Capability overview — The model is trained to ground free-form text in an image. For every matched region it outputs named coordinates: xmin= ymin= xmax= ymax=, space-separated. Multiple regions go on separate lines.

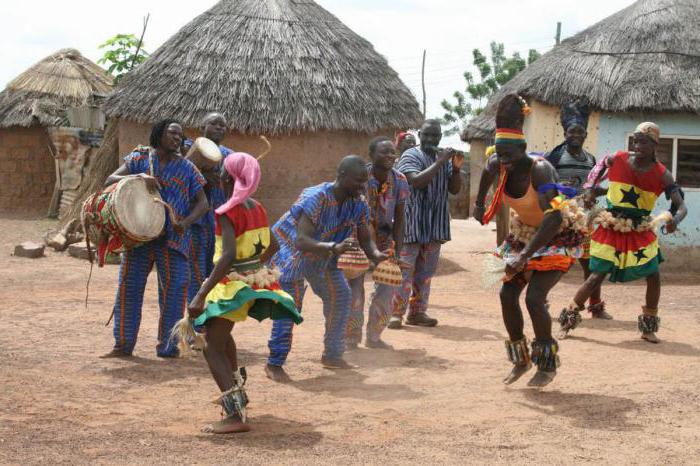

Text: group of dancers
xmin=473 ymin=95 xmax=687 ymax=388
xmin=100 ymin=92 xmax=687 ymax=434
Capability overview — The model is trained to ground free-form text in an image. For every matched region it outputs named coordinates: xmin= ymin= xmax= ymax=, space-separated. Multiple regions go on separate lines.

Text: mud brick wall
xmin=118 ymin=119 xmax=392 ymax=222
xmin=0 ymin=127 xmax=56 ymax=214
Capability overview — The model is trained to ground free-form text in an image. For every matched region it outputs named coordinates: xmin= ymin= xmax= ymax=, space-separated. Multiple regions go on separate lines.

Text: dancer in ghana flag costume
xmin=558 ymin=122 xmax=687 ymax=343
xmin=474 ymin=94 xmax=586 ymax=387
xmin=173 ymin=152 xmax=301 ymax=434
xmin=183 ymin=112 xmax=234 ymax=306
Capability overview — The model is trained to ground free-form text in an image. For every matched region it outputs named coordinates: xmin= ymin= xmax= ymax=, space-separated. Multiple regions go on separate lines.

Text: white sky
xmin=2 ymin=0 xmax=635 ymax=147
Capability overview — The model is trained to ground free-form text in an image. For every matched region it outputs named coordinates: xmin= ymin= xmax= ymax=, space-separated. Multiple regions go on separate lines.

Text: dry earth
xmin=1 ymin=216 xmax=699 ymax=465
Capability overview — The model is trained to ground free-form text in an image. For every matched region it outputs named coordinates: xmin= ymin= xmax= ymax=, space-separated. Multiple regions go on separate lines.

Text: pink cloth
xmin=583 ymin=154 xmax=611 ymax=189
xmin=214 ymin=152 xmax=261 ymax=215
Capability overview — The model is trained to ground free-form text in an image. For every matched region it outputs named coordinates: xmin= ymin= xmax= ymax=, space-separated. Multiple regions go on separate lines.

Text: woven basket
xmin=337 ymin=249 xmax=369 ymax=274
xmin=372 ymin=260 xmax=403 ymax=286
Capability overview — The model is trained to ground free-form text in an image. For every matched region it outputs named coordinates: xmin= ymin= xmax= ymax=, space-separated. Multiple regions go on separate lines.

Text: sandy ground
xmin=1 ymin=216 xmax=700 ymax=465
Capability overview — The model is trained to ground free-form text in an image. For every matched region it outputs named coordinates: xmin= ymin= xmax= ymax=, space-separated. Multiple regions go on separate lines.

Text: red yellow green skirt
xmin=193 ymin=278 xmax=302 ymax=327
xmin=589 ymin=225 xmax=662 ymax=283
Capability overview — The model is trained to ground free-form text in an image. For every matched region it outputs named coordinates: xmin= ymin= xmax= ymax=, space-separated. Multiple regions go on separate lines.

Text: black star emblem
xmin=614 ymin=250 xmax=623 ymax=263
xmin=634 ymin=248 xmax=648 ymax=263
xmin=252 ymin=235 xmax=265 ymax=257
xmin=619 ymin=186 xmax=641 ymax=208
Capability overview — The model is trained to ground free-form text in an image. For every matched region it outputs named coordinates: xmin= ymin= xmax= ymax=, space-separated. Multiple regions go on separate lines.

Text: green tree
xmin=441 ymin=42 xmax=541 ymax=136
xmin=98 ymin=34 xmax=149 ymax=84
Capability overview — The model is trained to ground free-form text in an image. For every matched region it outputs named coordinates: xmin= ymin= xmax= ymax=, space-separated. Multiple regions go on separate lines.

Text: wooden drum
xmin=186 ymin=137 xmax=222 ymax=170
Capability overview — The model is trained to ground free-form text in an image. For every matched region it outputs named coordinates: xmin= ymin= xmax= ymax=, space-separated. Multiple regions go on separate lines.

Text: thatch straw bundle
xmin=0 ymin=49 xmax=112 ymax=128
xmin=103 ymin=0 xmax=422 ymax=134
xmin=463 ymin=0 xmax=700 ymax=141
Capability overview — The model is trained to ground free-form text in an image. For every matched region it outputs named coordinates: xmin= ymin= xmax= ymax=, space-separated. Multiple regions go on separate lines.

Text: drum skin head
xmin=113 ymin=177 xmax=166 ymax=241
xmin=187 ymin=137 xmax=222 ymax=169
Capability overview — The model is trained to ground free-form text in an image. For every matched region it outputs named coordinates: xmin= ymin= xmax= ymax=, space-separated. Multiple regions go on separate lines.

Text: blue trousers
xmin=187 ymin=223 xmax=215 ymax=304
xmin=268 ymin=268 xmax=351 ymax=366
xmin=112 ymin=238 xmax=189 ymax=357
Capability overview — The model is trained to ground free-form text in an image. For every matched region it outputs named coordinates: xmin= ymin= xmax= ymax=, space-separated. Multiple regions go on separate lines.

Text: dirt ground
xmin=1 ymin=216 xmax=700 ymax=465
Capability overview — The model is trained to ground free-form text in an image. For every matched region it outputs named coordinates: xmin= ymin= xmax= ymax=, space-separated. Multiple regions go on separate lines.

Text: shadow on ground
xmin=197 ymin=414 xmax=323 ymax=449
xmin=289 ymin=369 xmax=424 ymax=401
xmin=398 ymin=324 xmax=503 ymax=342
xmin=517 ymin=390 xmax=641 ymax=431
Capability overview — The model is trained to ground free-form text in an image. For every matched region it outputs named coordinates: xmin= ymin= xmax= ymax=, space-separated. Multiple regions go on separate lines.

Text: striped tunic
xmin=550 ymin=146 xmax=596 ymax=189
xmin=396 ymin=147 xmax=452 ymax=244
xmin=271 ymin=182 xmax=370 ymax=281
xmin=125 ymin=149 xmax=205 ymax=257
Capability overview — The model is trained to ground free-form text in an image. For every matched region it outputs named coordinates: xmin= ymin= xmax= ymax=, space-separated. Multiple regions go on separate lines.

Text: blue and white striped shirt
xmin=397 ymin=147 xmax=452 ymax=244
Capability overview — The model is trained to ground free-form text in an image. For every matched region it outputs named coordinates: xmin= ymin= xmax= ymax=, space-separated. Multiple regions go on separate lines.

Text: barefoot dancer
xmin=473 ymin=95 xmax=585 ymax=387
xmin=175 ymin=153 xmax=302 ymax=434
xmin=345 ymin=137 xmax=409 ymax=350
xmin=265 ymin=156 xmax=388 ymax=381
xmin=544 ymin=103 xmax=610 ymax=319
xmin=558 ymin=122 xmax=687 ymax=343
xmin=103 ymin=120 xmax=209 ymax=358
xmin=184 ymin=112 xmax=234 ymax=305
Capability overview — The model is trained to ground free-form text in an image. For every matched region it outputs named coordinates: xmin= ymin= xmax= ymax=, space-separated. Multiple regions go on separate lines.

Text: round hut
xmin=0 ymin=48 xmax=112 ymax=214
xmin=102 ymin=0 xmax=423 ymax=220
xmin=462 ymin=0 xmax=700 ymax=264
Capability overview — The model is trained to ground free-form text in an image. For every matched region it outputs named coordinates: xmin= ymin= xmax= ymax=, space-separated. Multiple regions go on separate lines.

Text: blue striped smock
xmin=271 ymin=182 xmax=370 ymax=281
xmin=396 ymin=147 xmax=452 ymax=244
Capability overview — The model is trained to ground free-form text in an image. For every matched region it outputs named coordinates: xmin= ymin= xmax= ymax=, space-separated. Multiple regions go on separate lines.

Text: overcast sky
xmin=2 ymin=0 xmax=635 ymax=145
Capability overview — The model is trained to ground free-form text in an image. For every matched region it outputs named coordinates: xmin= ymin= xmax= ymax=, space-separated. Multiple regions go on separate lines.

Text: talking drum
xmin=186 ymin=137 xmax=222 ymax=170
xmin=82 ymin=176 xmax=166 ymax=266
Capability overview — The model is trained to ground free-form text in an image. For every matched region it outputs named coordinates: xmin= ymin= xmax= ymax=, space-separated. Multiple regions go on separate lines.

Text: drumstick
xmin=257 ymin=136 xmax=272 ymax=161
xmin=152 ymin=198 xmax=178 ymax=221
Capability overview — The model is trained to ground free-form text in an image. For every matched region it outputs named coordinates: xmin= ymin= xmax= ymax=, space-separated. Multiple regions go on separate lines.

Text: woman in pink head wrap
xmin=172 ymin=152 xmax=301 ymax=435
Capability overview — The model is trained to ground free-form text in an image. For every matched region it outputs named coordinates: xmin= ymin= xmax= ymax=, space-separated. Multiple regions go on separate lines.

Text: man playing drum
xmin=102 ymin=119 xmax=209 ymax=358
xmin=183 ymin=112 xmax=234 ymax=305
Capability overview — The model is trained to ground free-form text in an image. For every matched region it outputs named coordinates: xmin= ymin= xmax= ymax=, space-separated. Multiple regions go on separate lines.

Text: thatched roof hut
xmin=104 ymin=0 xmax=423 ymax=219
xmin=463 ymin=0 xmax=700 ymax=141
xmin=0 ymin=48 xmax=112 ymax=129
xmin=103 ymin=0 xmax=421 ymax=133
xmin=463 ymin=0 xmax=700 ymax=264
xmin=0 ymin=49 xmax=111 ymax=214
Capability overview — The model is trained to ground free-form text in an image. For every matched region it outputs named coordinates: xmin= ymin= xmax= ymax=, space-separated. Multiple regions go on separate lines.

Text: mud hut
xmin=102 ymin=0 xmax=423 ymax=220
xmin=0 ymin=48 xmax=112 ymax=214
xmin=462 ymin=0 xmax=700 ymax=265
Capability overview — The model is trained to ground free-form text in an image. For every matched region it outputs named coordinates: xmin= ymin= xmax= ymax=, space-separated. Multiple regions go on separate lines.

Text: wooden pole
xmin=130 ymin=14 xmax=150 ymax=70
xmin=555 ymin=22 xmax=562 ymax=46
xmin=421 ymin=50 xmax=427 ymax=119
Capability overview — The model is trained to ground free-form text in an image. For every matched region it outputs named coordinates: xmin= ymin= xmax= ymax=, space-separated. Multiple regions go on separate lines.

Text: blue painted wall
xmin=596 ymin=112 xmax=700 ymax=247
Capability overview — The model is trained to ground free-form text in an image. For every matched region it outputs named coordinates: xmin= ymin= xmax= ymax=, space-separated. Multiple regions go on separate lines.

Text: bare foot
xmin=201 ymin=417 xmax=250 ymax=434
xmin=503 ymin=363 xmax=532 ymax=385
xmin=365 ymin=339 xmax=394 ymax=350
xmin=642 ymin=332 xmax=660 ymax=344
xmin=265 ymin=364 xmax=291 ymax=383
xmin=100 ymin=349 xmax=131 ymax=359
xmin=527 ymin=370 xmax=556 ymax=388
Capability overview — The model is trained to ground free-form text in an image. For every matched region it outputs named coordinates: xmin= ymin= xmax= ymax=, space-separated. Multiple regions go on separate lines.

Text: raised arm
xmin=404 ymin=149 xmax=454 ymax=190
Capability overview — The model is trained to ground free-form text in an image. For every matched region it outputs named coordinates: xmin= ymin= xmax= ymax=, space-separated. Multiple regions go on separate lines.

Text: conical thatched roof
xmin=103 ymin=0 xmax=423 ymax=134
xmin=463 ymin=0 xmax=700 ymax=141
xmin=0 ymin=48 xmax=112 ymax=128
